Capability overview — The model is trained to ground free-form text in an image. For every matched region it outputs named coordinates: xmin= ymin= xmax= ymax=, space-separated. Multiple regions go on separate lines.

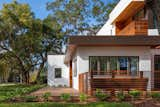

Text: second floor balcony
xmin=116 ymin=20 xmax=148 ymax=36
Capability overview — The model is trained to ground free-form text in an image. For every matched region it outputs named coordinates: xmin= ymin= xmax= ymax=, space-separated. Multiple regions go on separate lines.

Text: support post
xmin=140 ymin=71 xmax=143 ymax=78
xmin=112 ymin=71 xmax=115 ymax=78
xmin=90 ymin=70 xmax=93 ymax=96
xmin=69 ymin=60 xmax=72 ymax=88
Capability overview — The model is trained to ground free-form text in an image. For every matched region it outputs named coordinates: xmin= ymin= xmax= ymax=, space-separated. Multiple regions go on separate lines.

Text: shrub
xmin=60 ymin=93 xmax=71 ymax=102
xmin=42 ymin=92 xmax=52 ymax=101
xmin=95 ymin=89 xmax=108 ymax=101
xmin=117 ymin=91 xmax=125 ymax=101
xmin=129 ymin=90 xmax=141 ymax=99
xmin=64 ymin=85 xmax=68 ymax=88
xmin=151 ymin=92 xmax=160 ymax=100
xmin=79 ymin=93 xmax=87 ymax=102
xmin=58 ymin=85 xmax=63 ymax=88
xmin=23 ymin=96 xmax=37 ymax=102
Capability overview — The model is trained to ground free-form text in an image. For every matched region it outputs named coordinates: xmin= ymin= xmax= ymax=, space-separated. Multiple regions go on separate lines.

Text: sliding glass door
xmin=154 ymin=55 xmax=160 ymax=89
xmin=89 ymin=56 xmax=139 ymax=77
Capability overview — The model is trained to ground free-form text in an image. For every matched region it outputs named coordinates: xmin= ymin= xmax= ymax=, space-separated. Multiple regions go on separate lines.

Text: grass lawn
xmin=0 ymin=84 xmax=46 ymax=102
xmin=0 ymin=102 xmax=133 ymax=107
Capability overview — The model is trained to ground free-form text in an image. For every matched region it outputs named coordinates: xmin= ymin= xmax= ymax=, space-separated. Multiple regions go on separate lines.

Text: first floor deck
xmin=79 ymin=71 xmax=149 ymax=95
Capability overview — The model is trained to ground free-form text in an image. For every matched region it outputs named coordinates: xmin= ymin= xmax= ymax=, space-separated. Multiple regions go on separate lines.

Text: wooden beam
xmin=113 ymin=1 xmax=145 ymax=23
xmin=90 ymin=70 xmax=93 ymax=96
xmin=69 ymin=60 xmax=72 ymax=88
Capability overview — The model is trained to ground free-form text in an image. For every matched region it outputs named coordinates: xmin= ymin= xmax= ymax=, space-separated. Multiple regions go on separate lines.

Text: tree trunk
xmin=36 ymin=61 xmax=45 ymax=83
xmin=22 ymin=71 xmax=30 ymax=84
xmin=36 ymin=54 xmax=47 ymax=83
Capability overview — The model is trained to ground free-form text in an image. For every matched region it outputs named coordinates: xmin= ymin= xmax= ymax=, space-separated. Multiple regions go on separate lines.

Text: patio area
xmin=30 ymin=87 xmax=79 ymax=96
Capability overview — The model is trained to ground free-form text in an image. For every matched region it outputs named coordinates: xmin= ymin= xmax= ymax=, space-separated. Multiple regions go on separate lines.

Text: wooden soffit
xmin=112 ymin=0 xmax=145 ymax=23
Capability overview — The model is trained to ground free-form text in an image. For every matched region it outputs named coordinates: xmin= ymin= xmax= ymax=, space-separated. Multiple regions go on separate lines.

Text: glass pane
xmin=110 ymin=57 xmax=117 ymax=71
xmin=130 ymin=57 xmax=139 ymax=76
xmin=100 ymin=56 xmax=107 ymax=72
xmin=155 ymin=56 xmax=160 ymax=71
xmin=90 ymin=56 xmax=98 ymax=71
xmin=119 ymin=57 xmax=128 ymax=70
xmin=55 ymin=68 xmax=62 ymax=78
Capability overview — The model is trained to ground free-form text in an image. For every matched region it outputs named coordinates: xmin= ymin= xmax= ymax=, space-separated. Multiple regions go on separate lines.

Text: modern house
xmin=48 ymin=0 xmax=160 ymax=94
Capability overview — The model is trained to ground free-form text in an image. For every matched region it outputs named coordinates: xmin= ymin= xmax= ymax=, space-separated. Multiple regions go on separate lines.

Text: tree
xmin=47 ymin=0 xmax=119 ymax=35
xmin=0 ymin=1 xmax=63 ymax=84
xmin=146 ymin=0 xmax=160 ymax=33
xmin=0 ymin=59 xmax=9 ymax=83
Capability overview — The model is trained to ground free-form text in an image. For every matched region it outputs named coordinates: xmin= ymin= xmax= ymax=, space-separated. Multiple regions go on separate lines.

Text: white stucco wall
xmin=96 ymin=21 xmax=115 ymax=36
xmin=47 ymin=55 xmax=69 ymax=87
xmin=72 ymin=46 xmax=152 ymax=90
xmin=148 ymin=29 xmax=159 ymax=36
xmin=72 ymin=54 xmax=79 ymax=90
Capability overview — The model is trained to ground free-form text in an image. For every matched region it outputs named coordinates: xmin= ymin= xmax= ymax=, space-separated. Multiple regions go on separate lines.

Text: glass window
xmin=119 ymin=57 xmax=128 ymax=70
xmin=130 ymin=57 xmax=139 ymax=76
xmin=89 ymin=56 xmax=98 ymax=71
xmin=100 ymin=56 xmax=107 ymax=72
xmin=110 ymin=57 xmax=117 ymax=71
xmin=155 ymin=55 xmax=160 ymax=71
xmin=89 ymin=56 xmax=139 ymax=76
xmin=55 ymin=68 xmax=62 ymax=78
xmin=133 ymin=8 xmax=145 ymax=20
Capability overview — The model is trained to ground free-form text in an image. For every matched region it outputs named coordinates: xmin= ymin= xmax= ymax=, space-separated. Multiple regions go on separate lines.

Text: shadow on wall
xmin=47 ymin=64 xmax=69 ymax=87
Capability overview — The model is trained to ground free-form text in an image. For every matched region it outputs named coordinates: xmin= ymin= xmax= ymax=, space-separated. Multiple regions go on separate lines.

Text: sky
xmin=0 ymin=0 xmax=114 ymax=20
xmin=0 ymin=0 xmax=52 ymax=19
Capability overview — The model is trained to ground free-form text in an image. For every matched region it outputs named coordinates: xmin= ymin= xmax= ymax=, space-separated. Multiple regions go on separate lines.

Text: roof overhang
xmin=109 ymin=0 xmax=145 ymax=23
xmin=64 ymin=45 xmax=76 ymax=64
xmin=64 ymin=36 xmax=160 ymax=64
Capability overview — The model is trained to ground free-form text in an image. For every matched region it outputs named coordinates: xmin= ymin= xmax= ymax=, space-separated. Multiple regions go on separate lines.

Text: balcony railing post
xmin=112 ymin=71 xmax=115 ymax=78
xmin=140 ymin=71 xmax=143 ymax=78
xmin=90 ymin=70 xmax=93 ymax=95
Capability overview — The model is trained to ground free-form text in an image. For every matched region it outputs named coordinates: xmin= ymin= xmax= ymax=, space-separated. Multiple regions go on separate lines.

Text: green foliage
xmin=79 ymin=93 xmax=87 ymax=102
xmin=23 ymin=95 xmax=37 ymax=102
xmin=151 ymin=92 xmax=160 ymax=100
xmin=0 ymin=60 xmax=9 ymax=82
xmin=116 ymin=91 xmax=125 ymax=101
xmin=0 ymin=102 xmax=133 ymax=107
xmin=129 ymin=90 xmax=141 ymax=99
xmin=0 ymin=1 xmax=63 ymax=83
xmin=95 ymin=89 xmax=109 ymax=101
xmin=60 ymin=93 xmax=71 ymax=102
xmin=42 ymin=92 xmax=52 ymax=101
xmin=47 ymin=0 xmax=119 ymax=35
xmin=0 ymin=84 xmax=45 ymax=102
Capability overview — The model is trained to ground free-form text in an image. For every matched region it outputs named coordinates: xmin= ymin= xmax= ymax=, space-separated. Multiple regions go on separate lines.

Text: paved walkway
xmin=30 ymin=87 xmax=79 ymax=96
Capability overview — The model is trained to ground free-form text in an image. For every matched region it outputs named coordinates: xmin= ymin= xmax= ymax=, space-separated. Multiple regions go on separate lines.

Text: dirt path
xmin=30 ymin=87 xmax=79 ymax=96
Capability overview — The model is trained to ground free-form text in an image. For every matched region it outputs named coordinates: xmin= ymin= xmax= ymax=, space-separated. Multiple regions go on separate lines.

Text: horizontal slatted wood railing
xmin=92 ymin=78 xmax=148 ymax=90
xmin=154 ymin=71 xmax=160 ymax=90
xmin=79 ymin=71 xmax=148 ymax=95
xmin=90 ymin=71 xmax=148 ymax=95
xmin=92 ymin=70 xmax=133 ymax=77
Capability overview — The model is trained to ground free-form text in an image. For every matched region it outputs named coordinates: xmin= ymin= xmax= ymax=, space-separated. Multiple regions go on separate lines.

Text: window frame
xmin=55 ymin=68 xmax=62 ymax=78
xmin=89 ymin=56 xmax=139 ymax=76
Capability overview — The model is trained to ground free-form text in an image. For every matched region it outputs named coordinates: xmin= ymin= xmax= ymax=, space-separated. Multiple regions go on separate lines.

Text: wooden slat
xmin=117 ymin=20 xmax=148 ymax=36
xmin=69 ymin=60 xmax=72 ymax=88
xmin=154 ymin=71 xmax=160 ymax=89
xmin=79 ymin=72 xmax=89 ymax=94
xmin=92 ymin=78 xmax=148 ymax=91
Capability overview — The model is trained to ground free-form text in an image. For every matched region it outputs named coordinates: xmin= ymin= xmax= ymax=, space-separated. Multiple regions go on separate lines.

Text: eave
xmin=64 ymin=36 xmax=160 ymax=64
xmin=109 ymin=0 xmax=145 ymax=23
